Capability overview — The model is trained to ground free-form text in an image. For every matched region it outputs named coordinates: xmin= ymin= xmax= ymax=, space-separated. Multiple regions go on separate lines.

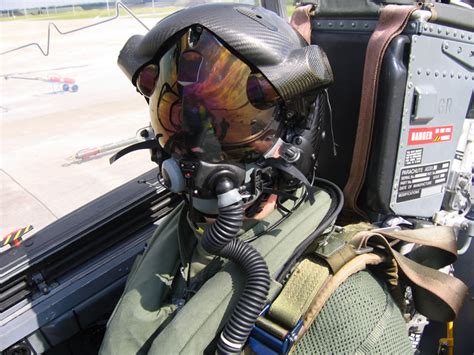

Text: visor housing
xmin=145 ymin=28 xmax=281 ymax=163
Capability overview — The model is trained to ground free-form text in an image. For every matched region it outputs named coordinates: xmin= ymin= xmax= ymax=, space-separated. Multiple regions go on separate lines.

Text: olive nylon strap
xmin=379 ymin=226 xmax=459 ymax=268
xmin=351 ymin=229 xmax=468 ymax=322
xmin=343 ymin=4 xmax=420 ymax=217
xmin=266 ymin=258 xmax=330 ymax=329
xmin=290 ymin=227 xmax=466 ymax=353
xmin=300 ymin=253 xmax=385 ymax=336
xmin=260 ymin=226 xmax=466 ymax=352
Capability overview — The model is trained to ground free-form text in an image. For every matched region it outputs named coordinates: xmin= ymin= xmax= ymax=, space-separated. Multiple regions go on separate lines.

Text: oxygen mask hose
xmin=201 ymin=178 xmax=271 ymax=354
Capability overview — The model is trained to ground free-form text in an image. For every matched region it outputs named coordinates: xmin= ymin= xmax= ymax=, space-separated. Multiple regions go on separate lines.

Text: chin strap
xmin=261 ymin=158 xmax=316 ymax=204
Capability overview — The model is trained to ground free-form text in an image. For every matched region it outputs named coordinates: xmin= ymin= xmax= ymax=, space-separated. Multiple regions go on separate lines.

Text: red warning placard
xmin=408 ymin=125 xmax=453 ymax=145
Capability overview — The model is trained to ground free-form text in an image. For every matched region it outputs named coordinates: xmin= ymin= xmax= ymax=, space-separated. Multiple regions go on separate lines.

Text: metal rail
xmin=0 ymin=2 xmax=149 ymax=57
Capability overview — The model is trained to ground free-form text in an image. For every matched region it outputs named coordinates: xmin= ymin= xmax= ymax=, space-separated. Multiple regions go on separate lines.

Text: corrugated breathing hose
xmin=201 ymin=178 xmax=270 ymax=354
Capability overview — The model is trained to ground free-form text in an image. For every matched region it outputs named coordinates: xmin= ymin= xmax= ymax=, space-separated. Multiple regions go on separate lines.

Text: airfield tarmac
xmin=0 ymin=15 xmax=168 ymax=238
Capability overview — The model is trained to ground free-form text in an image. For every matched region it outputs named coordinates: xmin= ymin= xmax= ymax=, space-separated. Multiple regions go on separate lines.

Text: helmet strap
xmin=260 ymin=157 xmax=316 ymax=204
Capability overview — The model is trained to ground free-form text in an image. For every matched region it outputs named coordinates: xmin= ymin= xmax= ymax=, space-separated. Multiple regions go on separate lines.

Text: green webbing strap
xmin=255 ymin=317 xmax=289 ymax=340
xmin=267 ymin=257 xmax=330 ymax=329
xmin=263 ymin=228 xmax=362 ymax=331
xmin=260 ymin=224 xmax=390 ymax=336
xmin=321 ymin=243 xmax=357 ymax=274
xmin=351 ymin=229 xmax=468 ymax=321
xmin=267 ymin=224 xmax=467 ymax=354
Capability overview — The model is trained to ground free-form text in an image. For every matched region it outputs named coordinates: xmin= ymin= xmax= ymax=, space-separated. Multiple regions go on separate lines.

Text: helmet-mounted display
xmin=113 ymin=3 xmax=333 ymax=211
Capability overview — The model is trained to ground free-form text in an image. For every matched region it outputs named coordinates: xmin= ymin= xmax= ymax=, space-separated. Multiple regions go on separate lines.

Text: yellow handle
xmin=439 ymin=321 xmax=454 ymax=355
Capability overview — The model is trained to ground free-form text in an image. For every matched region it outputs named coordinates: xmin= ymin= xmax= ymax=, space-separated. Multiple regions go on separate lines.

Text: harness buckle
xmin=354 ymin=246 xmax=374 ymax=255
xmin=248 ymin=305 xmax=304 ymax=354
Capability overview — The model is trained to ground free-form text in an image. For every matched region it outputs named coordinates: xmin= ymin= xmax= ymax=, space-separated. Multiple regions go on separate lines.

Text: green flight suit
xmin=100 ymin=188 xmax=412 ymax=354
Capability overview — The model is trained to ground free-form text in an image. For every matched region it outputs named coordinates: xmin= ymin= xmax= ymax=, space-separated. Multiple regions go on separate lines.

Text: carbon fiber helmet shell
xmin=118 ymin=3 xmax=333 ymax=101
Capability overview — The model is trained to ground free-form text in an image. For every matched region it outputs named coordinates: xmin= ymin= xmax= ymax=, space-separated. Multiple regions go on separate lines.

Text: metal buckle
xmin=249 ymin=305 xmax=304 ymax=354
xmin=354 ymin=246 xmax=374 ymax=255
xmin=352 ymin=226 xmax=401 ymax=254
xmin=314 ymin=231 xmax=346 ymax=259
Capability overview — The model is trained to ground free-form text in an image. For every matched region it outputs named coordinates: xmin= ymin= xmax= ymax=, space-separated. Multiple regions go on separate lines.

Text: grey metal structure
xmin=390 ymin=22 xmax=473 ymax=217
xmin=1 ymin=226 xmax=153 ymax=351
xmin=311 ymin=6 xmax=473 ymax=220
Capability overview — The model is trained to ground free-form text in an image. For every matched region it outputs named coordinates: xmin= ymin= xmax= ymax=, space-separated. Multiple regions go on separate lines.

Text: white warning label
xmin=396 ymin=161 xmax=450 ymax=202
xmin=404 ymin=148 xmax=423 ymax=166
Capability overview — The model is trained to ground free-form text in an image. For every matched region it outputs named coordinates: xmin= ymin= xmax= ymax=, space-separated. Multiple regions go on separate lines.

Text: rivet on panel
xmin=453 ymin=31 xmax=457 ymax=37
xmin=443 ymin=42 xmax=449 ymax=50
xmin=458 ymin=73 xmax=462 ymax=79
xmin=426 ymin=69 xmax=431 ymax=76
xmin=442 ymin=71 xmax=447 ymax=78
xmin=339 ymin=22 xmax=344 ymax=28
xmin=465 ymin=75 xmax=469 ymax=80
xmin=438 ymin=28 xmax=442 ymax=34
xmin=417 ymin=68 xmax=422 ymax=75
xmin=450 ymin=72 xmax=455 ymax=78
xmin=457 ymin=47 xmax=462 ymax=54
xmin=429 ymin=25 xmax=434 ymax=32
xmin=364 ymin=23 xmax=369 ymax=28
xmin=423 ymin=24 xmax=428 ymax=31
xmin=351 ymin=22 xmax=356 ymax=28
xmin=446 ymin=29 xmax=450 ymax=35
xmin=316 ymin=22 xmax=321 ymax=27
xmin=435 ymin=71 xmax=439 ymax=77
xmin=408 ymin=82 xmax=413 ymax=89
xmin=328 ymin=22 xmax=333 ymax=27
xmin=461 ymin=32 xmax=465 ymax=39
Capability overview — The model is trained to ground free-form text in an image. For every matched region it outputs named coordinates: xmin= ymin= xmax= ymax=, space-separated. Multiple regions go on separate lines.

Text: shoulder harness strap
xmin=343 ymin=4 xmax=420 ymax=218
xmin=250 ymin=225 xmax=467 ymax=354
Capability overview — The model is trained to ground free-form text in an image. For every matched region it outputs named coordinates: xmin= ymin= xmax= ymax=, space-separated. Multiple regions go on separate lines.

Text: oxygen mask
xmin=140 ymin=26 xmax=281 ymax=213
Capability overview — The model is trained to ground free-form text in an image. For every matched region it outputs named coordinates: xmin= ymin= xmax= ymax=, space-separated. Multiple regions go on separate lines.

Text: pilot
xmin=100 ymin=3 xmax=413 ymax=354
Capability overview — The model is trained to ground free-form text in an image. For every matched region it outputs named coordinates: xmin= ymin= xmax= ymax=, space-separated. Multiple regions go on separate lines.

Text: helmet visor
xmin=146 ymin=27 xmax=280 ymax=163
